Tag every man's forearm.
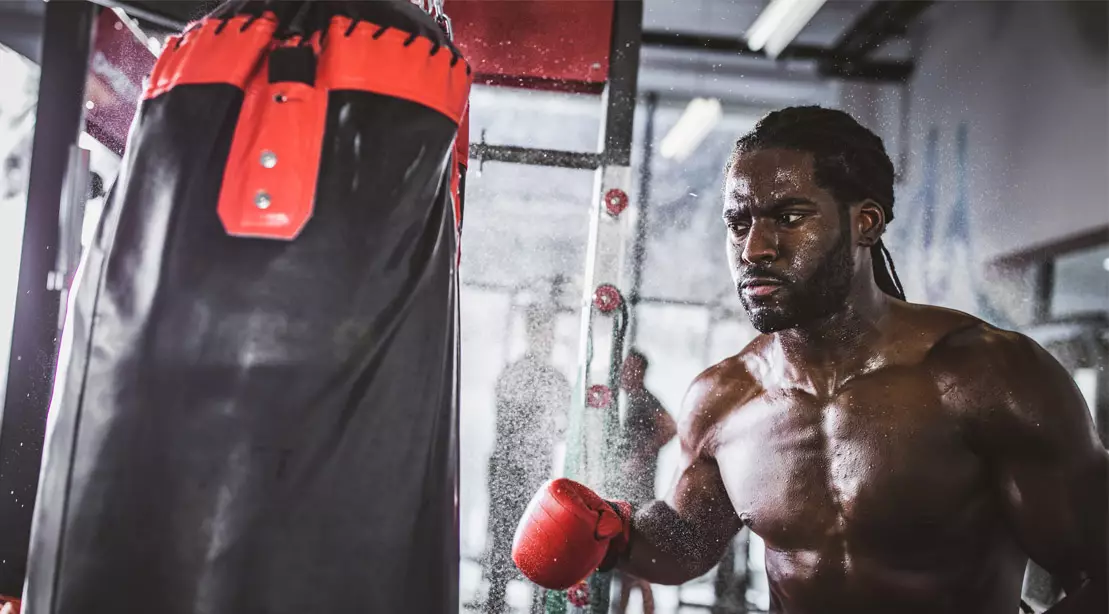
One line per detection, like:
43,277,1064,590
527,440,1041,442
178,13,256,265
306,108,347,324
617,500,730,585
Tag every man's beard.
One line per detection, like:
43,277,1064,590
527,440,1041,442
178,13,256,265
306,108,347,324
738,234,855,334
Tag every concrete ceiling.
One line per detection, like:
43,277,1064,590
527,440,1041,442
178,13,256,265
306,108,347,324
639,0,879,106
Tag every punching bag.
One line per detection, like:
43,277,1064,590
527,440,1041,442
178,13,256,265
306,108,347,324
24,1,471,612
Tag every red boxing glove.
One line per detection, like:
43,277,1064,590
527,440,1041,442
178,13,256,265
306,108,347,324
512,478,632,590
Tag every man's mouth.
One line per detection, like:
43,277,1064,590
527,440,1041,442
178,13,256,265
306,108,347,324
740,277,785,297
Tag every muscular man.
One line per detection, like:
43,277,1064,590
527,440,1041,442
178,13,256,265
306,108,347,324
513,106,1108,613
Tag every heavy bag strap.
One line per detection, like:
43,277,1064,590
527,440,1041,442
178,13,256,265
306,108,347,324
144,11,472,241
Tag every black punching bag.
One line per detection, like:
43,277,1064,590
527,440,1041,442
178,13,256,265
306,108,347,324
24,2,471,612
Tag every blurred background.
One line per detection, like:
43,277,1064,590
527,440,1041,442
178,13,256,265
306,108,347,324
0,1,1106,613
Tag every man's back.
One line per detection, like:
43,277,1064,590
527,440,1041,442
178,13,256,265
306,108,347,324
692,302,1099,613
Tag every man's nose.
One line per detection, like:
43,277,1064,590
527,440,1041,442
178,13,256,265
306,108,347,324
741,219,778,264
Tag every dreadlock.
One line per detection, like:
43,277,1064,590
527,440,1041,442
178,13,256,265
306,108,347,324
726,106,906,301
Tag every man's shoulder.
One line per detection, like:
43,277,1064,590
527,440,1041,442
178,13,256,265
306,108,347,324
689,340,767,403
884,302,1034,367
913,307,1101,459
908,305,1070,416
678,342,767,453
912,304,1042,376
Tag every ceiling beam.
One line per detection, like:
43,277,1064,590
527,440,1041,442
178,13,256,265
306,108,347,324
643,30,830,62
641,30,914,83
830,0,935,59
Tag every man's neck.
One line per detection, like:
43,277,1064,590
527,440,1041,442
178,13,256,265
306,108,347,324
772,280,891,394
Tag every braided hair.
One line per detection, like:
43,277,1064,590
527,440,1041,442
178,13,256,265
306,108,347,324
726,106,905,301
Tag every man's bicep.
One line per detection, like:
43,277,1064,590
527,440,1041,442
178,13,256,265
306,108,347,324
985,338,1107,586
666,367,743,541
999,444,1107,588
666,451,741,544
626,450,741,583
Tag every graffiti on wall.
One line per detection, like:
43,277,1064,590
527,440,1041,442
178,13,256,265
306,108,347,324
888,123,1017,328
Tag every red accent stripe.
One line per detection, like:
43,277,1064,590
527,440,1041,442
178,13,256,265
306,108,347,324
145,15,472,124
320,17,471,125
217,43,328,240
145,15,278,99
141,13,472,241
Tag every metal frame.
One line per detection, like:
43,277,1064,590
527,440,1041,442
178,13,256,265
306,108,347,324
624,92,656,347
829,0,935,59
0,0,97,596
641,31,914,83
469,141,603,171
555,2,643,612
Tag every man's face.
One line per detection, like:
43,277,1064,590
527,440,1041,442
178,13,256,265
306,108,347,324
724,149,856,333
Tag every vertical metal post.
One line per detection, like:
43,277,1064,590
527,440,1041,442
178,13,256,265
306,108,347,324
557,1,643,613
0,0,96,596
566,1,643,482
1034,260,1054,324
600,1,641,170
625,92,657,347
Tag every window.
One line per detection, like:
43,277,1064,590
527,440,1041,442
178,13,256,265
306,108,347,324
1049,244,1109,319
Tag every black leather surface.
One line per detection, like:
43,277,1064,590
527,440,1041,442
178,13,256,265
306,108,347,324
25,4,461,612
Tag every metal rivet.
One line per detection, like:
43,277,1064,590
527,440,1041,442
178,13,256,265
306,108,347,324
254,191,271,210
260,150,277,169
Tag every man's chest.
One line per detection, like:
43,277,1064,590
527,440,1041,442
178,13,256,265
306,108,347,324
714,374,989,553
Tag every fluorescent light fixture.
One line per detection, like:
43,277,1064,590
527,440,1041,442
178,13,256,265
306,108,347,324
659,98,723,162
746,0,828,59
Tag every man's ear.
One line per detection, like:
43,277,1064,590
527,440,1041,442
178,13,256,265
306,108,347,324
856,199,886,247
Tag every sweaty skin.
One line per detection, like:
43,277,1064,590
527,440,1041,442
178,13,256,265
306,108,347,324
616,149,1108,613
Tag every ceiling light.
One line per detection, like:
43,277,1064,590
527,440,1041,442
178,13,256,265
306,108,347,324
659,98,723,162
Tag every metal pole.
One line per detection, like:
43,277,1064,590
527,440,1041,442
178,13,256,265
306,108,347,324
469,143,603,171
0,0,96,596
557,0,643,612
625,92,657,347
600,1,642,168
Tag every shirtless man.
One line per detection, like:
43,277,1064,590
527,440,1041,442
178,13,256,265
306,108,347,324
512,106,1108,613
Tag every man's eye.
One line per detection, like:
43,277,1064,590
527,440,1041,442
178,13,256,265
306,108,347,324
727,222,749,234
778,213,804,225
